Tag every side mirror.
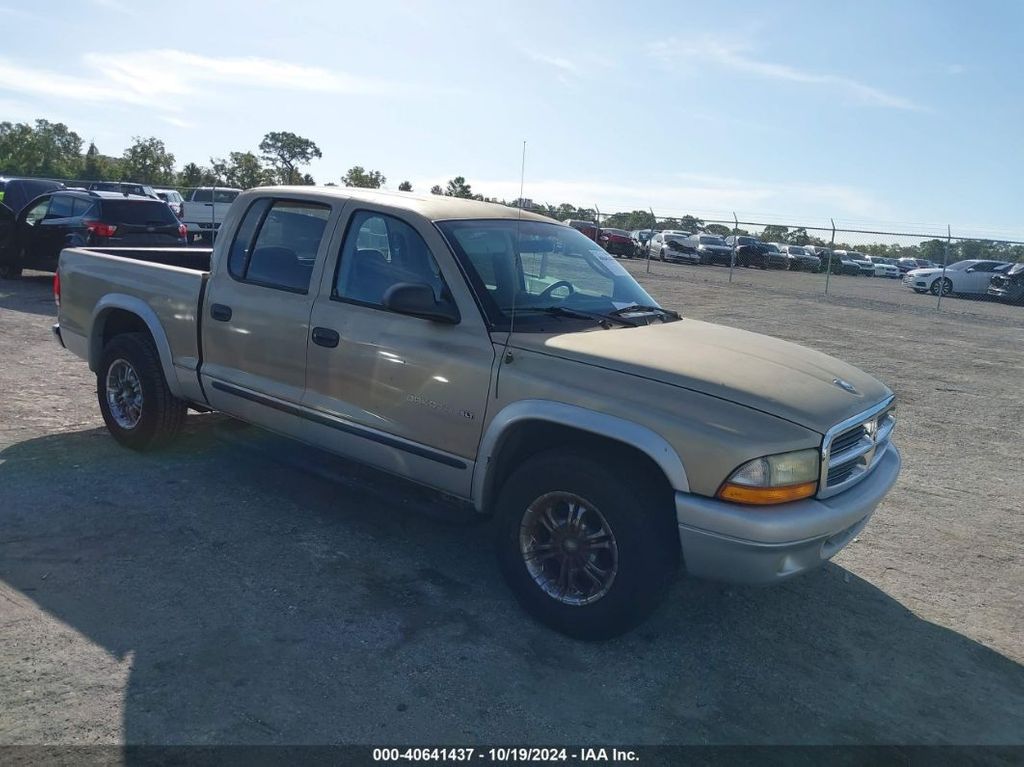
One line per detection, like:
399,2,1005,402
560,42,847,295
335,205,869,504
965,267,975,273
382,282,460,324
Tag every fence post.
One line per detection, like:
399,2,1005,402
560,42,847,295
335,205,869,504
729,212,738,283
647,207,655,273
937,225,951,310
824,218,836,295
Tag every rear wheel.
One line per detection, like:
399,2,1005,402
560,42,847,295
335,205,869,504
495,450,679,640
97,332,187,451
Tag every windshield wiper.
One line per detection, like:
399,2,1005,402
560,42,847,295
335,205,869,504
607,304,680,321
530,306,639,327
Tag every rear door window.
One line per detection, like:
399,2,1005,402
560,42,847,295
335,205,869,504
230,199,331,293
46,195,74,219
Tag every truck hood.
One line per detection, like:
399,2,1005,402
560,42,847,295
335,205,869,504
513,319,891,434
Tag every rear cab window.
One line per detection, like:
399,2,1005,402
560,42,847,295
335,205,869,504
226,198,332,293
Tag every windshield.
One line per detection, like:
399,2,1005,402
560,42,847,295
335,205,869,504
942,261,972,271
438,219,661,331
698,236,727,246
1009,263,1024,275
788,246,808,255
762,243,780,253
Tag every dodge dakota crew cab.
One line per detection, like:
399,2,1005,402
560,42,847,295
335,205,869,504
53,186,901,639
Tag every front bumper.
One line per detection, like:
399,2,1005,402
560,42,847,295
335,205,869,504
675,443,901,584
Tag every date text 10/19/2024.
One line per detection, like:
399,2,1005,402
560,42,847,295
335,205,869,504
372,748,640,762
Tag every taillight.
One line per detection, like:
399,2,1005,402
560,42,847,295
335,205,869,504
84,220,117,237
178,223,188,239
53,271,61,308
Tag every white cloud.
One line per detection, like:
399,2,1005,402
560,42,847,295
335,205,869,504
0,49,393,115
524,50,579,75
648,36,921,111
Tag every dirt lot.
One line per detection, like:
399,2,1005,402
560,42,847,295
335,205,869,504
1,265,1022,746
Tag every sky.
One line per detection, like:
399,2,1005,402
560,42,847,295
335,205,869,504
1,0,1022,238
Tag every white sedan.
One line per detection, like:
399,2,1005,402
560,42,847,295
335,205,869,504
902,260,1011,296
865,256,900,278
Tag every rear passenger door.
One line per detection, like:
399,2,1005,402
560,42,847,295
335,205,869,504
201,197,337,412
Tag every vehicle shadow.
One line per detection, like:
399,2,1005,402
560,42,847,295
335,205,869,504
1,417,1022,746
0,273,57,317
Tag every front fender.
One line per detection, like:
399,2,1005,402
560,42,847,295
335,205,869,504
89,294,182,398
472,399,690,511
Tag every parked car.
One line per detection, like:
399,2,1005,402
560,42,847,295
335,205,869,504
834,250,875,276
725,235,769,269
182,187,243,243
776,245,821,272
155,188,185,219
863,256,900,279
902,259,1012,296
87,181,160,200
631,229,655,256
0,190,187,278
53,185,900,639
689,234,734,266
597,228,635,258
0,178,66,276
649,231,699,264
896,257,938,274
758,242,791,270
822,253,862,275
563,219,598,242
987,262,1024,304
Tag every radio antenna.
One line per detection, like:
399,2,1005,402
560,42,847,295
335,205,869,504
497,140,527,395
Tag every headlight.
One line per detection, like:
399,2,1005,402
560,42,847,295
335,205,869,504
717,449,819,505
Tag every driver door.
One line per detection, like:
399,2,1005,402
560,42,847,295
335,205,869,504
303,207,496,496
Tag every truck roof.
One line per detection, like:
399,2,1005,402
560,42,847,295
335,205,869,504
251,185,557,224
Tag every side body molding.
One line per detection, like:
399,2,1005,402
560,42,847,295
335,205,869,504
89,294,183,398
472,399,690,511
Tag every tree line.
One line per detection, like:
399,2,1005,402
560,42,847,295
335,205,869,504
1,118,1019,263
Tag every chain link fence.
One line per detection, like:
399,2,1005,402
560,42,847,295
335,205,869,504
623,213,1024,320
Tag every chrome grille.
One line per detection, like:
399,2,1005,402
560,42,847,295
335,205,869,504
819,398,896,499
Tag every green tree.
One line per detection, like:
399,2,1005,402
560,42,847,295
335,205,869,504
82,142,105,181
0,119,83,178
210,152,273,189
603,210,658,230
679,215,705,232
444,176,474,198
342,166,386,188
430,184,443,195
704,223,732,237
121,136,176,184
179,162,217,188
258,131,322,184
398,180,412,192
761,225,790,243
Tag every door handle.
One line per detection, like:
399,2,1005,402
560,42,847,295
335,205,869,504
210,303,232,322
311,326,340,348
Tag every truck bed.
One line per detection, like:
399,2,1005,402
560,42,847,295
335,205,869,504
57,247,211,405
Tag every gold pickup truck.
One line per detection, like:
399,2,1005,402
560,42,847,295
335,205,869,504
53,186,901,639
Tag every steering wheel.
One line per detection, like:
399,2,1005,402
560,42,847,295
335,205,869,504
537,280,575,301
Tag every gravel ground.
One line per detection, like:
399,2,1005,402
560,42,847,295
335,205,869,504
1,266,1022,746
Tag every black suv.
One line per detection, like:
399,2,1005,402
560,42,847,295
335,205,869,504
0,190,187,278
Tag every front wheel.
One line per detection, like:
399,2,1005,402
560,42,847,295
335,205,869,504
97,332,187,451
930,277,953,296
659,248,666,262
495,450,679,640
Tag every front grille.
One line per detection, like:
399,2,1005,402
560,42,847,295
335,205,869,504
819,399,896,499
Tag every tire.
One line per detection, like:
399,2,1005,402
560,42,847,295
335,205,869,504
659,248,666,262
930,277,953,296
494,449,679,640
913,288,927,294
97,332,187,451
